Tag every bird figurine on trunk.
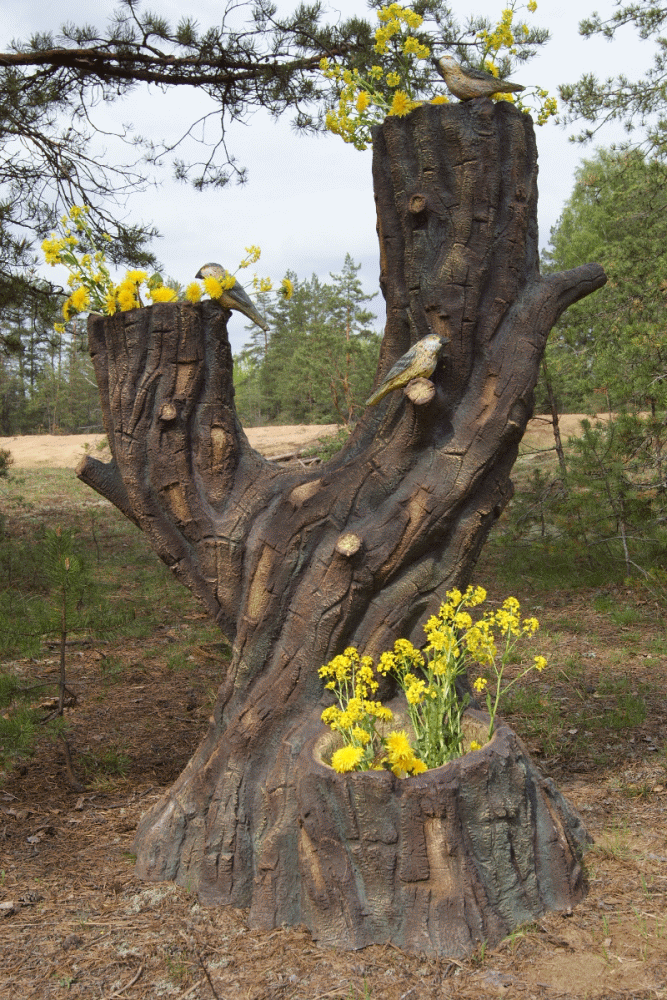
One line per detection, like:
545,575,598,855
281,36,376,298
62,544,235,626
196,262,269,332
434,55,525,101
366,333,449,407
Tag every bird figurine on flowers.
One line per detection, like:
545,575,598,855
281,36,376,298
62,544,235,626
366,333,449,407
196,262,269,332
433,55,525,101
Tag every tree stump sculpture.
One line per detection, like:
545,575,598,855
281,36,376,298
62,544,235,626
77,100,606,957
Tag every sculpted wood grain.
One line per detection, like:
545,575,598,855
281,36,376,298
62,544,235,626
78,100,604,956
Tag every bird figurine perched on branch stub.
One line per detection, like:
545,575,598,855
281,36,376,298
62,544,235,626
196,262,269,332
433,55,525,101
366,333,449,407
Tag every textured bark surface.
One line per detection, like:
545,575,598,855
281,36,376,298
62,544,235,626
300,710,589,956
78,100,605,956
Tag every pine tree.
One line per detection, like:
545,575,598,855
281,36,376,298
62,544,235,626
325,254,380,424
541,147,667,414
560,2,667,153
237,259,380,424
509,146,667,580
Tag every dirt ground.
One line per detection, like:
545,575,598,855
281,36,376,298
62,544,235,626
0,413,612,469
0,425,341,469
1,424,666,999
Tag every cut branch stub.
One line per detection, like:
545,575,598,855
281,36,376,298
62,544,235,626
77,100,604,957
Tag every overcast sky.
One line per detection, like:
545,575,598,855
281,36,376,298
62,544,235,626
5,0,652,354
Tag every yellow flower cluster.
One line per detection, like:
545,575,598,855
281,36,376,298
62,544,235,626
42,208,292,327
479,8,516,54
321,1,556,147
476,2,558,122
469,595,548,737
319,647,424,775
536,94,558,125
384,731,427,776
321,585,548,773
201,272,236,301
320,3,436,150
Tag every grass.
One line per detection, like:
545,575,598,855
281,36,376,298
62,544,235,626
0,467,222,776
588,820,634,862
80,746,131,778
0,707,40,765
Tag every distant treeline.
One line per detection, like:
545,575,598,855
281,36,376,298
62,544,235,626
233,255,382,426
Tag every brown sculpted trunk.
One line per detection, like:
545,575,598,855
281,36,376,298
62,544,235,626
77,101,605,956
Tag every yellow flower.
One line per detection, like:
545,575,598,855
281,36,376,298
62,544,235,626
527,0,537,11
386,71,401,87
404,10,423,29
469,740,482,752
430,95,449,105
405,677,427,704
534,655,547,672
351,726,371,746
149,286,178,303
242,245,261,266
393,638,423,666
372,704,393,723
185,282,203,303
42,235,64,265
473,677,488,693
117,283,139,311
331,745,364,773
70,286,90,313
426,626,457,657
402,37,430,59
124,269,148,285
377,650,396,674
203,275,224,299
341,696,365,725
321,705,341,726
104,291,117,315
280,278,294,300
389,91,416,116
385,730,416,771
356,90,371,112
374,26,390,53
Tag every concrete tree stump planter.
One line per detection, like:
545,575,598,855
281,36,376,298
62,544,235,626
77,99,603,957
300,709,589,956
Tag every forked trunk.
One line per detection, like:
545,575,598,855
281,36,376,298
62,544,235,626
78,100,604,956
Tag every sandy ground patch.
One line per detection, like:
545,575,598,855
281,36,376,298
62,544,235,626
0,425,341,469
0,415,611,470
